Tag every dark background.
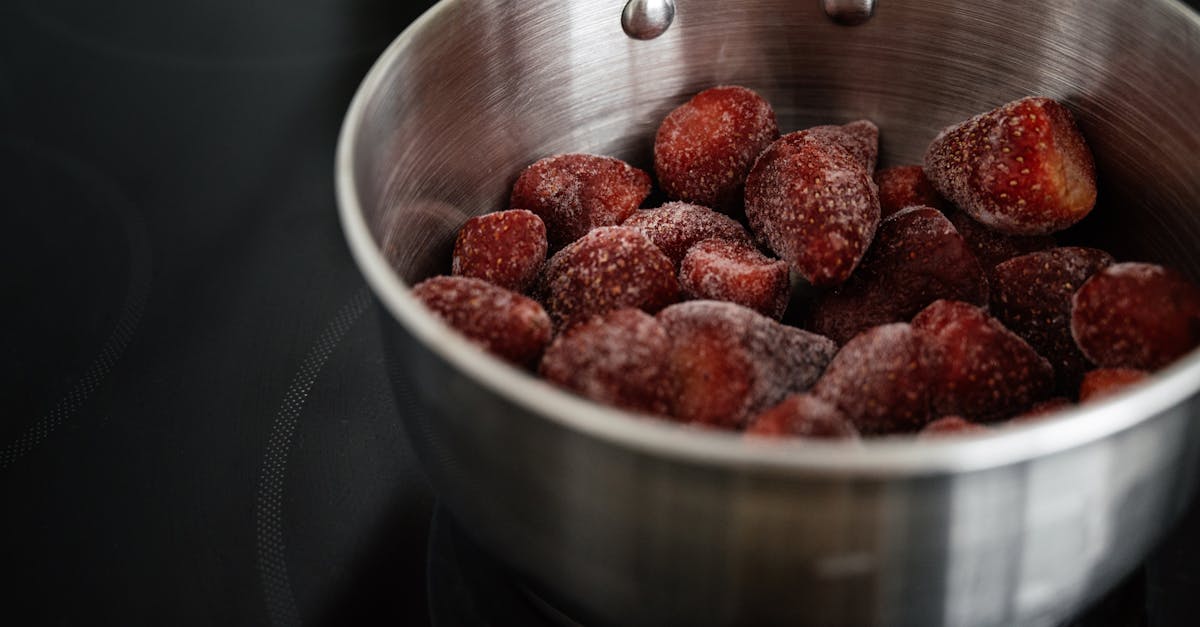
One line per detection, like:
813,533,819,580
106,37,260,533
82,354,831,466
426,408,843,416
2,1,1199,625
1,1,436,624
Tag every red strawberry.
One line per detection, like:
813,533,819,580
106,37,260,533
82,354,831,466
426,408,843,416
1078,368,1149,403
807,120,880,173
539,308,673,416
913,300,1054,422
539,226,679,329
812,322,933,435
451,209,547,293
745,131,880,287
924,97,1097,235
657,301,837,430
412,276,552,368
991,247,1114,390
874,165,949,218
745,394,859,439
1070,262,1200,371
510,153,651,246
919,416,989,438
654,86,779,212
622,201,752,267
678,239,791,320
1009,397,1074,424
810,206,987,345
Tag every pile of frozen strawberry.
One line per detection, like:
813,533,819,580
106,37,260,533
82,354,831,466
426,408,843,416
411,86,1200,439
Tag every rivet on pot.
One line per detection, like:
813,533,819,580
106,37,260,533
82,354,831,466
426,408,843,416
621,0,676,40
822,0,876,26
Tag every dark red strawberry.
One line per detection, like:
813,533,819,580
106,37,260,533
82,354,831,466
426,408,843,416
539,308,672,416
622,201,752,267
1078,368,1150,403
991,247,1114,390
510,153,651,246
812,323,933,435
1071,262,1200,371
745,394,859,439
657,301,837,430
946,209,1055,275
924,97,1097,235
412,276,552,368
874,165,949,218
913,300,1054,422
807,120,879,173
745,131,880,287
810,206,987,345
539,226,679,329
678,239,791,320
452,209,548,293
654,86,779,212
919,416,989,438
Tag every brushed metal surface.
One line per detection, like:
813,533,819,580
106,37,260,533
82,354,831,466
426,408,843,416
336,1,1200,624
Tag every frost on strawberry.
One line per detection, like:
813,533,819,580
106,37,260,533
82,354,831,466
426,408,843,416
745,131,880,287
654,86,779,212
924,97,1097,235
658,301,837,430
510,153,651,246
811,206,987,345
1071,262,1200,371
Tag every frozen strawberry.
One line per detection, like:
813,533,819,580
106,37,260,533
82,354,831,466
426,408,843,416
679,239,791,320
538,308,672,416
657,301,837,429
539,226,679,329
807,120,880,173
411,276,552,368
510,154,651,246
745,131,880,286
654,86,779,211
812,323,933,435
919,416,989,438
451,209,548,293
745,394,859,439
924,97,1097,235
913,300,1054,422
947,209,1055,273
1009,397,1073,424
874,165,949,217
810,206,987,345
621,201,752,266
1071,263,1200,371
992,247,1114,389
1078,368,1150,403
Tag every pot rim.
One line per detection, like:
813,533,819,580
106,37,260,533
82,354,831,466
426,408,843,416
334,0,1200,477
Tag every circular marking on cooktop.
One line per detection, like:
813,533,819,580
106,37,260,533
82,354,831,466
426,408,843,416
0,141,152,471
255,289,371,627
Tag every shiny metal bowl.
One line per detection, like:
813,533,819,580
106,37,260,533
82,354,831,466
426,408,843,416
335,1,1200,624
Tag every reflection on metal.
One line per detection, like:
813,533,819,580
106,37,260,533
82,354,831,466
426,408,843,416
822,0,876,25
622,0,676,40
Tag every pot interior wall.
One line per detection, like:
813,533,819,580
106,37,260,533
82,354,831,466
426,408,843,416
349,0,1200,283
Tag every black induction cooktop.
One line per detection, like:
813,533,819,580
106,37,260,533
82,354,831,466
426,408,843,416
4,1,1200,625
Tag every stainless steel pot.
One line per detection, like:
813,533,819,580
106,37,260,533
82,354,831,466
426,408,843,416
335,1,1200,624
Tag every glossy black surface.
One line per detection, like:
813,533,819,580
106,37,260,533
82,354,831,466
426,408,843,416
1,1,435,624
3,0,1200,624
